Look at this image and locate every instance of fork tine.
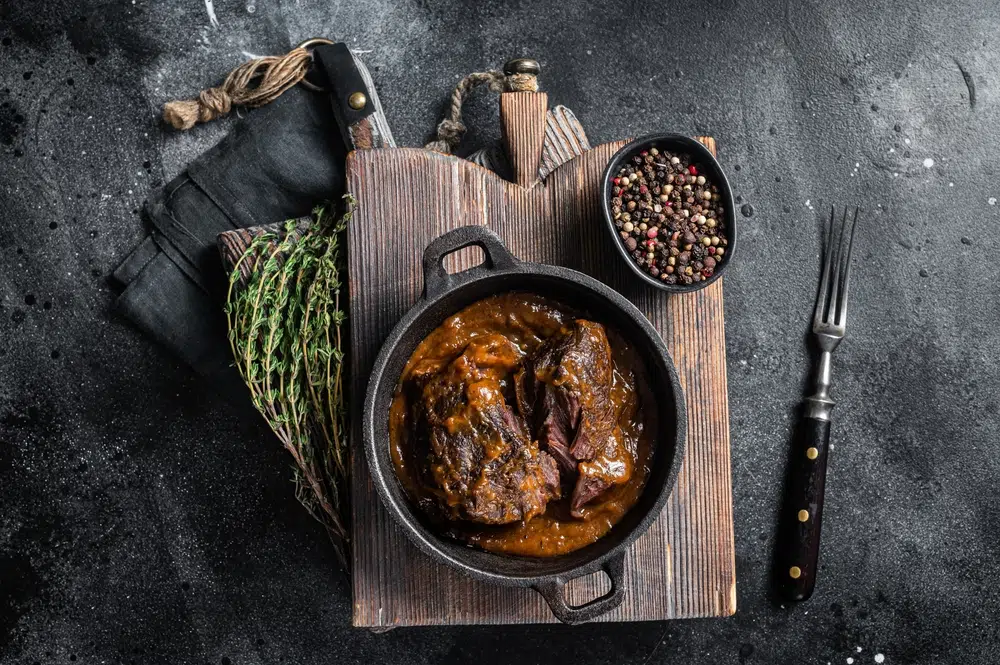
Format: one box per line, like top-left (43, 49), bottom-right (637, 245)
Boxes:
top-left (824, 207), bottom-right (848, 324)
top-left (835, 207), bottom-right (860, 327)
top-left (813, 206), bottom-right (837, 327)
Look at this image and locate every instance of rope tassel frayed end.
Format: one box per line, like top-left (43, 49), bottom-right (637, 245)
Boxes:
top-left (162, 46), bottom-right (315, 131)
top-left (163, 88), bottom-right (233, 130)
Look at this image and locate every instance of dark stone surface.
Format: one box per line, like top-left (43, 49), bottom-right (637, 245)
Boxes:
top-left (1, 0), bottom-right (997, 663)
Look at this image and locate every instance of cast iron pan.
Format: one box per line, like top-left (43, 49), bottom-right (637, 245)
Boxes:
top-left (363, 225), bottom-right (687, 624)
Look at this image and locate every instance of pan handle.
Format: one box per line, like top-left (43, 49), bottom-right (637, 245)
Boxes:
top-left (421, 226), bottom-right (520, 300)
top-left (533, 553), bottom-right (627, 624)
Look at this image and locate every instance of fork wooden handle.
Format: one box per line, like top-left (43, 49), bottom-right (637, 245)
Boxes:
top-left (776, 416), bottom-right (831, 601)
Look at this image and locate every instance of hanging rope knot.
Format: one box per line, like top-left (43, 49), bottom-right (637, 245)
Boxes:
top-left (424, 59), bottom-right (540, 155)
top-left (437, 118), bottom-right (466, 139)
top-left (505, 72), bottom-right (538, 93)
top-left (162, 46), bottom-right (316, 130)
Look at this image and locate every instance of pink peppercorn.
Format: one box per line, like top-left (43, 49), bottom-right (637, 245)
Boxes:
top-left (647, 228), bottom-right (658, 239)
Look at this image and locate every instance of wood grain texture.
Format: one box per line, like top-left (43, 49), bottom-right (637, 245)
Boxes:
top-left (346, 94), bottom-right (734, 626)
top-left (539, 105), bottom-right (592, 180)
top-left (465, 104), bottom-right (592, 183)
top-left (500, 92), bottom-right (548, 189)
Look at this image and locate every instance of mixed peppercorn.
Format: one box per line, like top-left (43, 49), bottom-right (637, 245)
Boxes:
top-left (610, 147), bottom-right (728, 286)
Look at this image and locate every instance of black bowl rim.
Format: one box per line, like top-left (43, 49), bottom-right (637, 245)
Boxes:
top-left (363, 259), bottom-right (687, 587)
top-left (600, 133), bottom-right (737, 293)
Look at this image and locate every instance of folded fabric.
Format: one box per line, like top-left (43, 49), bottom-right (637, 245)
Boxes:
top-left (112, 46), bottom-right (391, 379)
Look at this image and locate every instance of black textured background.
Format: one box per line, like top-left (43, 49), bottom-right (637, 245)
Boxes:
top-left (2, 1), bottom-right (998, 663)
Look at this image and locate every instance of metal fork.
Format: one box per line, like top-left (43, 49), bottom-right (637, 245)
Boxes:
top-left (776, 205), bottom-right (860, 602)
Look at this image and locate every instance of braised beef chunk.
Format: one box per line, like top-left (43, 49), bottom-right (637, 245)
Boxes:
top-left (415, 334), bottom-right (558, 524)
top-left (538, 450), bottom-right (562, 498)
top-left (518, 320), bottom-right (633, 517)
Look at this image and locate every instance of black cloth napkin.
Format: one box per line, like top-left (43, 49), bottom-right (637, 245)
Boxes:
top-left (112, 45), bottom-right (378, 380)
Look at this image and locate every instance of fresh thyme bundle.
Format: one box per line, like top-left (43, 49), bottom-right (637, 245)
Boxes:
top-left (224, 201), bottom-right (351, 564)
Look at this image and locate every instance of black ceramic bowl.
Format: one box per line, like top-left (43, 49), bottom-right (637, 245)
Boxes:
top-left (364, 225), bottom-right (687, 624)
top-left (600, 133), bottom-right (737, 293)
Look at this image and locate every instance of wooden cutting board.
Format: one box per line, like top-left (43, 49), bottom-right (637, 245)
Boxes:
top-left (345, 91), bottom-right (735, 626)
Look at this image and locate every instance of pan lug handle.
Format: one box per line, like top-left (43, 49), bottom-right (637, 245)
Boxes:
top-left (421, 225), bottom-right (520, 299)
top-left (533, 553), bottom-right (627, 624)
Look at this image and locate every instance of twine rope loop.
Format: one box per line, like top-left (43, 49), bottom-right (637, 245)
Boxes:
top-left (424, 69), bottom-right (539, 154)
top-left (162, 47), bottom-right (315, 130)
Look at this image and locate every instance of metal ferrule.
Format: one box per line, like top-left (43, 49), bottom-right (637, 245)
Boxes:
top-left (803, 350), bottom-right (835, 421)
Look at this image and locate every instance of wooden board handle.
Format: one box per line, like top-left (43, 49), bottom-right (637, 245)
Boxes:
top-left (500, 92), bottom-right (548, 188)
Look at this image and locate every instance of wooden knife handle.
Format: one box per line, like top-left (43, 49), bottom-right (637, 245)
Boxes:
top-left (776, 416), bottom-right (831, 602)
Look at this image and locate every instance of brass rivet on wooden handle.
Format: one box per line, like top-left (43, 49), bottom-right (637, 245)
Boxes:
top-left (806, 446), bottom-right (819, 460)
top-left (348, 91), bottom-right (367, 110)
top-left (789, 566), bottom-right (802, 579)
top-left (797, 509), bottom-right (810, 522)
top-left (503, 57), bottom-right (540, 76)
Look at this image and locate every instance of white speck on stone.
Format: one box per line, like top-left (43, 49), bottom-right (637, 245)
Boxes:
top-left (949, 182), bottom-right (954, 187)
top-left (989, 197), bottom-right (997, 205)
top-left (204, 0), bottom-right (220, 27)
top-left (874, 655), bottom-right (885, 664)
top-left (904, 138), bottom-right (911, 145)
top-left (923, 158), bottom-right (934, 168)
top-left (857, 647), bottom-right (863, 653)
top-left (847, 658), bottom-right (855, 665)
top-left (855, 162), bottom-right (860, 168)
top-left (586, 49), bottom-right (592, 55)
top-left (893, 172), bottom-right (899, 177)
top-left (889, 148), bottom-right (895, 153)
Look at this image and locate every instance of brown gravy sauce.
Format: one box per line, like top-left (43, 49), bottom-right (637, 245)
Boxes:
top-left (389, 293), bottom-right (655, 557)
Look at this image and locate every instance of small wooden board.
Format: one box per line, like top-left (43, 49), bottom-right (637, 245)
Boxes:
top-left (346, 92), bottom-right (735, 626)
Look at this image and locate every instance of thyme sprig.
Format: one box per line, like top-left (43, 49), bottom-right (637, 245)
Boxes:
top-left (224, 200), bottom-right (351, 565)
